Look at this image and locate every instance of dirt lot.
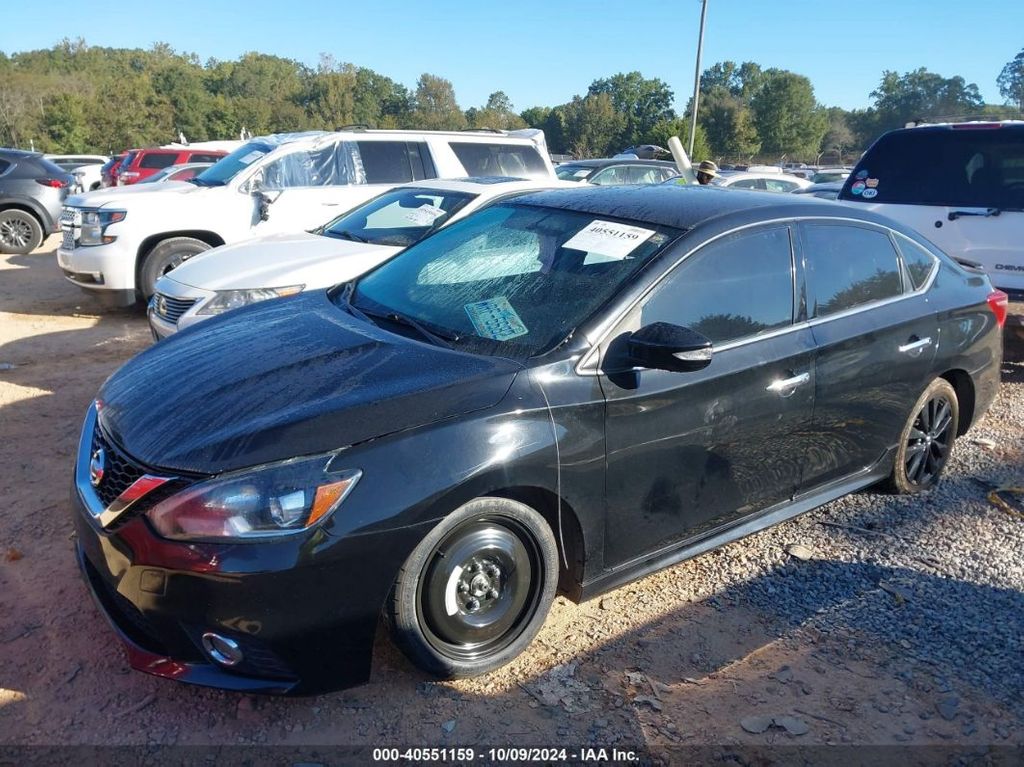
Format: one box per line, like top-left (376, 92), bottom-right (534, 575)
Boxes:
top-left (1, 239), bottom-right (1022, 755)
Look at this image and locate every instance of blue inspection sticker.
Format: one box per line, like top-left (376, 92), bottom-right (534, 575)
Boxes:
top-left (856, 169), bottom-right (869, 179)
top-left (464, 297), bottom-right (528, 341)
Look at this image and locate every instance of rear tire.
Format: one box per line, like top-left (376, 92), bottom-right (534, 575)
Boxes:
top-left (139, 237), bottom-right (211, 299)
top-left (886, 378), bottom-right (959, 494)
top-left (388, 497), bottom-right (558, 679)
top-left (0, 210), bottom-right (43, 254)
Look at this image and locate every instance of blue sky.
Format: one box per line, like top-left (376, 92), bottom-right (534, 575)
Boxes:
top-left (2, 0), bottom-right (1021, 113)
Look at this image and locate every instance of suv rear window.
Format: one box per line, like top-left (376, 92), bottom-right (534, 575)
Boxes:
top-left (449, 142), bottom-right (548, 178)
top-left (139, 153), bottom-right (178, 170)
top-left (842, 127), bottom-right (1024, 210)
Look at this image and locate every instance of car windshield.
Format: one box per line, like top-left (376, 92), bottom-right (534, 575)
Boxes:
top-left (555, 165), bottom-right (594, 181)
top-left (348, 203), bottom-right (681, 358)
top-left (321, 187), bottom-right (476, 247)
top-left (191, 141), bottom-right (274, 186)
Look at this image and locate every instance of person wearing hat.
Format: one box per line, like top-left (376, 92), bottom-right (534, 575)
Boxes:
top-left (696, 160), bottom-right (719, 185)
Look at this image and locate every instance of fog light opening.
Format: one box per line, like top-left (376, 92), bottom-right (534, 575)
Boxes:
top-left (201, 632), bottom-right (244, 667)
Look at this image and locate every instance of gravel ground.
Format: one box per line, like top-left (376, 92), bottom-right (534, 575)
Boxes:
top-left (0, 240), bottom-right (1022, 754)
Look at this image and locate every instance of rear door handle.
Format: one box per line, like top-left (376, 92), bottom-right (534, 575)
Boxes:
top-left (898, 337), bottom-right (932, 355)
top-left (766, 372), bottom-right (810, 397)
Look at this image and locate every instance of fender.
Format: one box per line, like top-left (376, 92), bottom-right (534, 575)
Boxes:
top-left (0, 194), bottom-right (54, 232)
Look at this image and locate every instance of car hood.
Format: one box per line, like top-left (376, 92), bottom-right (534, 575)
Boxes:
top-left (66, 181), bottom-right (208, 208)
top-left (98, 292), bottom-right (523, 474)
top-left (166, 231), bottom-right (401, 292)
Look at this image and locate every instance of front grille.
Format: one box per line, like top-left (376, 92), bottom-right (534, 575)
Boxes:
top-left (152, 293), bottom-right (197, 324)
top-left (60, 207), bottom-right (79, 250)
top-left (91, 428), bottom-right (144, 508)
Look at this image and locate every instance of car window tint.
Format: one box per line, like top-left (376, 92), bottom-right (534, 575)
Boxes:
top-left (641, 226), bottom-right (794, 345)
top-left (589, 167), bottom-right (623, 185)
top-left (188, 153), bottom-right (223, 164)
top-left (0, 159), bottom-right (9, 174)
top-left (895, 235), bottom-right (939, 290)
top-left (139, 153), bottom-right (177, 170)
top-left (731, 178), bottom-right (763, 190)
top-left (842, 128), bottom-right (1024, 209)
top-left (449, 142), bottom-right (547, 178)
top-left (803, 224), bottom-right (903, 317)
top-left (357, 141), bottom-right (414, 184)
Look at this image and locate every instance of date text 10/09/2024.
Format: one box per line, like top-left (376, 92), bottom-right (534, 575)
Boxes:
top-left (372, 747), bottom-right (641, 762)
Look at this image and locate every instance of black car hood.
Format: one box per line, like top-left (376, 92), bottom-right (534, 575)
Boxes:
top-left (98, 292), bottom-right (522, 474)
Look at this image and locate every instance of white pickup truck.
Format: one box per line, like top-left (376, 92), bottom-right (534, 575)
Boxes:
top-left (57, 128), bottom-right (554, 307)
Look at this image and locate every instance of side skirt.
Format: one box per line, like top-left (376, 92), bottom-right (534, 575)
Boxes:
top-left (578, 448), bottom-right (895, 602)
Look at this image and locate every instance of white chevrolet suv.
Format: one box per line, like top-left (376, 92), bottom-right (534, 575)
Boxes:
top-left (837, 120), bottom-right (1024, 337)
top-left (57, 128), bottom-right (554, 308)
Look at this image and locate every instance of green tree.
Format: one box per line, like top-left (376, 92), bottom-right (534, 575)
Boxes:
top-left (997, 48), bottom-right (1024, 111)
top-left (820, 107), bottom-right (856, 164)
top-left (561, 93), bottom-right (625, 158)
top-left (751, 70), bottom-right (828, 158)
top-left (869, 68), bottom-right (984, 132)
top-left (698, 90), bottom-right (760, 159)
top-left (412, 73), bottom-right (466, 130)
top-left (588, 71), bottom-right (674, 147)
top-left (41, 92), bottom-right (88, 151)
top-left (468, 90), bottom-right (526, 130)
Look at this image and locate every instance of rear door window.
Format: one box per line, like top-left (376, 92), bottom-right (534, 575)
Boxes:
top-left (802, 223), bottom-right (903, 318)
top-left (356, 141), bottom-right (418, 184)
top-left (842, 127), bottom-right (1024, 209)
top-left (449, 142), bottom-right (548, 178)
top-left (187, 153), bottom-right (223, 164)
top-left (139, 153), bottom-right (178, 170)
top-left (641, 226), bottom-right (795, 345)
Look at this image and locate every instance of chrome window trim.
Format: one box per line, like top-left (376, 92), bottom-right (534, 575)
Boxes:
top-left (577, 215), bottom-right (939, 376)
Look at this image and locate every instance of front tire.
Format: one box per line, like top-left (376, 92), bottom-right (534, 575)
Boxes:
top-left (388, 497), bottom-right (558, 679)
top-left (139, 236), bottom-right (211, 299)
top-left (0, 210), bottom-right (43, 254)
top-left (886, 378), bottom-right (959, 493)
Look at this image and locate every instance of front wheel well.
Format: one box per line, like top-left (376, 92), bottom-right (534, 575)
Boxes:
top-left (0, 203), bottom-right (44, 227)
top-left (939, 369), bottom-right (975, 436)
top-left (489, 487), bottom-right (586, 602)
top-left (137, 230), bottom-right (225, 263)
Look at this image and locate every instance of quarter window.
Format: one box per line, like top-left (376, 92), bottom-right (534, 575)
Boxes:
top-left (803, 224), bottom-right (903, 318)
top-left (641, 226), bottom-right (795, 345)
top-left (895, 235), bottom-right (939, 290)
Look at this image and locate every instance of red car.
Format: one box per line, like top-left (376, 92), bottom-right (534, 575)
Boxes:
top-left (116, 148), bottom-right (227, 185)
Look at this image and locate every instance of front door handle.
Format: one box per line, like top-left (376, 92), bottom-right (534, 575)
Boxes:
top-left (766, 372), bottom-right (810, 397)
top-left (898, 337), bottom-right (932, 355)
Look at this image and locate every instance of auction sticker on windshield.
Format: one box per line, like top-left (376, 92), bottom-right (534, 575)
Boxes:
top-left (464, 297), bottom-right (528, 341)
top-left (564, 219), bottom-right (655, 262)
top-left (404, 204), bottom-right (446, 226)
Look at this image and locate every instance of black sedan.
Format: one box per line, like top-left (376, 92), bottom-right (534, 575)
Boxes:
top-left (72, 186), bottom-right (1006, 694)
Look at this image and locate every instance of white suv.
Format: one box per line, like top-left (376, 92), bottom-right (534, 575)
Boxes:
top-left (838, 120), bottom-right (1024, 335)
top-left (57, 128), bottom-right (554, 308)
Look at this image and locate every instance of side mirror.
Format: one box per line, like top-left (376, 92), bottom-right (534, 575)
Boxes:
top-left (254, 190), bottom-right (271, 222)
top-left (627, 322), bottom-right (713, 372)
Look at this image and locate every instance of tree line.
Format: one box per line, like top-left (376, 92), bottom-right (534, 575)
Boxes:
top-left (1, 39), bottom-right (1022, 164)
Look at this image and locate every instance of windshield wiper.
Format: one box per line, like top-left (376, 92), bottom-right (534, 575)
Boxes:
top-left (328, 229), bottom-right (368, 243)
top-left (341, 283), bottom-right (458, 348)
top-left (948, 207), bottom-right (1000, 220)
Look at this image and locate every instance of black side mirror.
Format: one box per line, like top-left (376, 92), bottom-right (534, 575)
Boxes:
top-left (627, 322), bottom-right (713, 372)
top-left (254, 190), bottom-right (271, 222)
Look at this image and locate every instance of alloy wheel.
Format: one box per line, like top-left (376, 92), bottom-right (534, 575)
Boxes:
top-left (904, 395), bottom-right (954, 486)
top-left (0, 217), bottom-right (32, 250)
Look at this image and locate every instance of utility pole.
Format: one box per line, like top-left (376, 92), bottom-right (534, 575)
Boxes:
top-left (688, 0), bottom-right (709, 158)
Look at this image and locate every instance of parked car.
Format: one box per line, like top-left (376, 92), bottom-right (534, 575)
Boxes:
top-left (117, 148), bottom-right (227, 185)
top-left (149, 176), bottom-right (575, 339)
top-left (556, 158), bottom-right (687, 185)
top-left (46, 154), bottom-right (109, 192)
top-left (138, 163), bottom-right (214, 184)
top-left (0, 149), bottom-right (75, 253)
top-left (100, 154), bottom-right (127, 188)
top-left (58, 128), bottom-right (556, 307)
top-left (72, 184), bottom-right (1004, 695)
top-left (811, 167), bottom-right (852, 184)
top-left (792, 181), bottom-right (844, 200)
top-left (712, 171), bottom-right (812, 193)
top-left (837, 120), bottom-right (1024, 339)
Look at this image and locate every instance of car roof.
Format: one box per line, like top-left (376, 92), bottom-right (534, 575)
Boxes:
top-left (509, 184), bottom-right (864, 231)
top-left (0, 148), bottom-right (42, 160)
top-left (558, 158), bottom-right (678, 169)
top-left (905, 120), bottom-right (1024, 131)
top-left (399, 177), bottom-right (574, 194)
top-left (721, 171), bottom-right (809, 182)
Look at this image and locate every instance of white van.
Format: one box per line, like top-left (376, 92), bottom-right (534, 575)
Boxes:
top-left (56, 128), bottom-right (554, 307)
top-left (837, 121), bottom-right (1024, 315)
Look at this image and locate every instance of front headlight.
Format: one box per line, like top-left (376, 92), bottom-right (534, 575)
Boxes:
top-left (146, 453), bottom-right (360, 541)
top-left (196, 285), bottom-right (304, 316)
top-left (79, 209), bottom-right (126, 246)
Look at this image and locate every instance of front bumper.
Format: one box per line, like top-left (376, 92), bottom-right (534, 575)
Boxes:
top-left (147, 279), bottom-right (214, 341)
top-left (57, 226), bottom-right (136, 304)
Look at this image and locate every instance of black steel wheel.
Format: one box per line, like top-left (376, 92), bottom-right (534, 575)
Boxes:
top-left (887, 378), bottom-right (959, 494)
top-left (388, 497), bottom-right (558, 678)
top-left (0, 210), bottom-right (43, 255)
